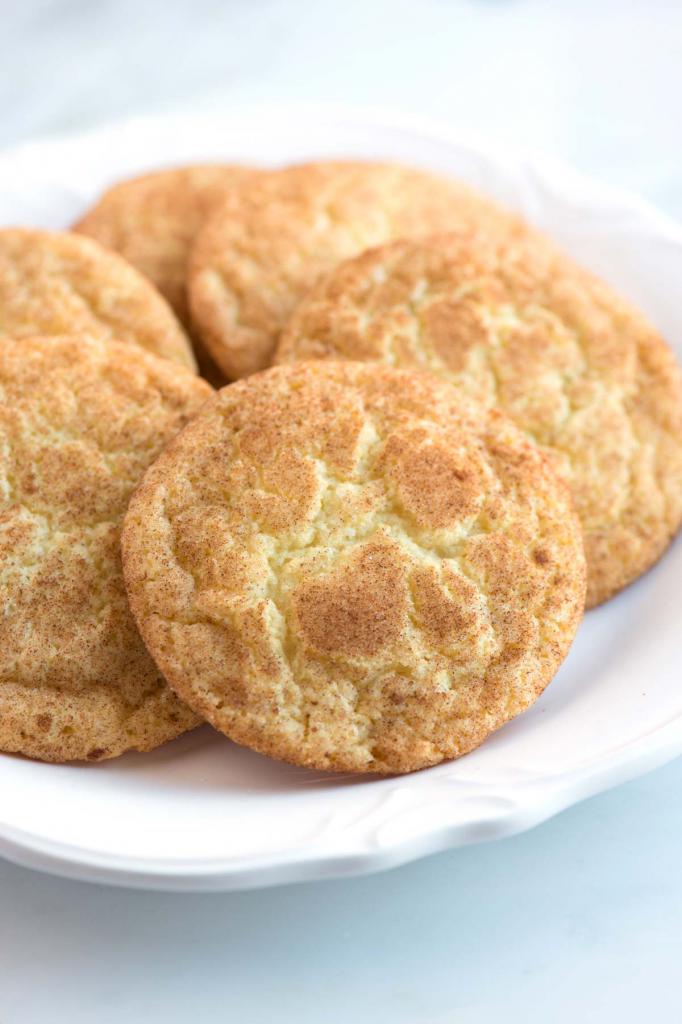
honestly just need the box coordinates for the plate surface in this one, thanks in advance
[0,104,681,892]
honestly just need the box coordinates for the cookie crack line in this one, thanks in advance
[166,406,507,673]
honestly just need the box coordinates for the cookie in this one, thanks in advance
[74,164,258,329]
[0,335,212,762]
[0,228,196,370]
[188,161,520,380]
[122,362,585,774]
[278,232,682,607]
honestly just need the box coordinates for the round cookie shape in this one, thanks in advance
[0,335,212,762]
[187,161,520,381]
[122,362,585,775]
[74,164,259,329]
[278,232,682,608]
[0,227,196,370]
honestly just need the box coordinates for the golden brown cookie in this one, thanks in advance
[73,164,258,330]
[187,161,520,380]
[278,232,682,608]
[122,362,585,775]
[0,228,196,370]
[0,335,212,762]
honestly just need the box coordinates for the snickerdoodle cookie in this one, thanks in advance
[187,161,520,380]
[122,362,585,774]
[0,335,212,762]
[0,228,196,370]
[74,164,259,328]
[277,232,682,607]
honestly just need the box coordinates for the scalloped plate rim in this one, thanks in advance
[0,711,681,891]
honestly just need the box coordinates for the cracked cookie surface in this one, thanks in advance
[187,161,521,380]
[0,335,212,762]
[0,228,196,370]
[277,232,682,607]
[122,362,585,774]
[74,165,259,330]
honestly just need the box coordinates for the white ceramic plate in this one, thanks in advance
[0,105,681,892]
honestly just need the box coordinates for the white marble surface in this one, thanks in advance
[1,1,682,1020]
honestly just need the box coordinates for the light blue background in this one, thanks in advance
[1,2,681,1019]
[3,764,681,1022]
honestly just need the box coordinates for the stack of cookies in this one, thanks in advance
[1,160,680,774]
